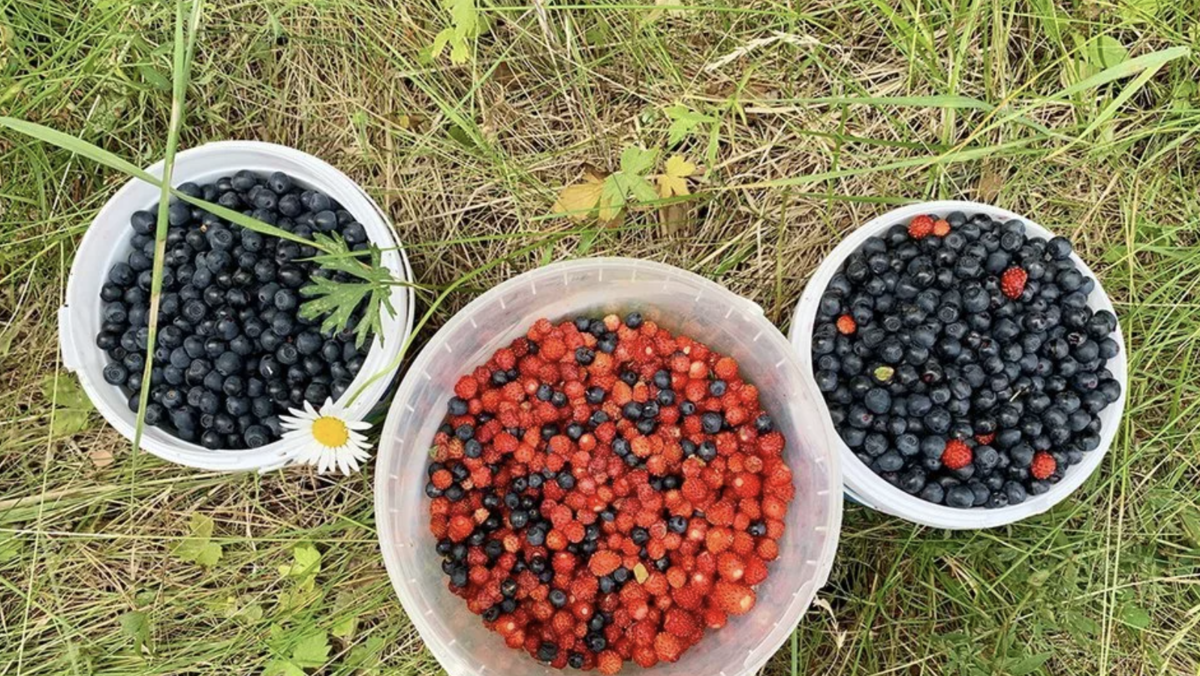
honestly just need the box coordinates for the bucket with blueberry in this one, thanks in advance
[790,201,1126,529]
[59,141,414,471]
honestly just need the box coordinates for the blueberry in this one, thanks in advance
[945,484,975,508]
[863,388,891,415]
[920,482,945,504]
[700,412,722,432]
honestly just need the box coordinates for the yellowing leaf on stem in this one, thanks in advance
[657,155,695,198]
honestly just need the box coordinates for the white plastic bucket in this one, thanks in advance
[789,200,1128,529]
[58,141,415,472]
[375,258,842,676]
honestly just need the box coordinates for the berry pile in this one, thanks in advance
[426,313,794,672]
[95,171,373,449]
[813,212,1122,508]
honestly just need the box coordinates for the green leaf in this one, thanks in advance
[431,0,477,64]
[42,373,92,410]
[290,630,330,668]
[119,611,150,652]
[0,534,23,563]
[345,635,385,670]
[1064,611,1100,640]
[599,175,627,222]
[173,513,223,567]
[52,409,91,436]
[1119,0,1159,22]
[137,64,172,91]
[1085,36,1128,69]
[280,543,322,580]
[1007,651,1053,675]
[619,146,658,177]
[665,105,717,146]
[1181,509,1200,546]
[626,175,660,204]
[1121,604,1151,630]
[430,28,453,59]
[331,615,357,640]
[331,590,360,639]
[263,659,305,676]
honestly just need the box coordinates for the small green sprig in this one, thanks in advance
[299,233,395,349]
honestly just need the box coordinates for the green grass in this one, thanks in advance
[2,0,1199,674]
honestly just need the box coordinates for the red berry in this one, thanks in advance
[932,219,951,237]
[662,608,698,639]
[836,314,857,335]
[712,581,756,615]
[1000,266,1028,300]
[596,651,623,675]
[588,550,622,577]
[654,632,684,662]
[908,214,935,239]
[1030,452,1056,480]
[941,439,973,471]
[454,375,478,399]
[716,551,745,582]
[974,432,995,446]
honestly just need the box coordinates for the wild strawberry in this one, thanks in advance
[742,555,769,585]
[713,356,739,380]
[940,439,972,471]
[448,515,475,542]
[908,214,935,239]
[654,632,684,663]
[932,218,951,236]
[629,619,657,646]
[702,606,727,629]
[587,550,621,576]
[431,469,454,490]
[671,584,705,610]
[712,581,756,615]
[662,607,698,638]
[597,650,623,675]
[716,551,745,582]
[454,375,478,400]
[1030,452,1056,480]
[836,314,856,335]
[1000,266,1028,300]
[974,432,995,446]
[632,645,659,668]
[705,527,733,554]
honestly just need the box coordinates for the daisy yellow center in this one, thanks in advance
[312,417,349,448]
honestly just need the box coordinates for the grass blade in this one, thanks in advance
[1056,46,1190,99]
[130,0,206,457]
[0,117,161,185]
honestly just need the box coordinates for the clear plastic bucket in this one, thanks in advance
[789,201,1128,529]
[375,258,842,676]
[58,141,415,472]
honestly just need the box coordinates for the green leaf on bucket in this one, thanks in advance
[299,234,394,349]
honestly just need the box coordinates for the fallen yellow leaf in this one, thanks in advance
[553,180,603,222]
[657,154,695,198]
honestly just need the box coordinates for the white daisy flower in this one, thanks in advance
[279,398,373,475]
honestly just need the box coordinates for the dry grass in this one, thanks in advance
[2,0,1200,675]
